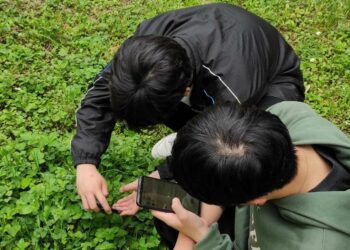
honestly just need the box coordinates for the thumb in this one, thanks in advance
[120,179,138,192]
[171,198,187,219]
[101,180,109,197]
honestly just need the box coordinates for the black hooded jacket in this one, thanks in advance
[71,3,304,167]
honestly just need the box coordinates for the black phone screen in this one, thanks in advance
[137,176,200,214]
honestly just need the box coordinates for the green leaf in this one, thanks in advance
[21,177,33,189]
[16,239,30,250]
[29,148,45,165]
[95,242,116,250]
[4,222,21,237]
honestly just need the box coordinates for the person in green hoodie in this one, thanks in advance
[152,101,350,250]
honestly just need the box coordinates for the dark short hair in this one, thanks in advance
[171,104,297,206]
[109,35,192,129]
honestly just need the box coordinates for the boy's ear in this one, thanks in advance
[247,196,268,206]
[184,87,191,96]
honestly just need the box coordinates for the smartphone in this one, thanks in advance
[136,176,200,214]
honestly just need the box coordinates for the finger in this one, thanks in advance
[112,206,127,212]
[113,198,135,207]
[115,194,135,205]
[151,209,165,218]
[96,192,111,214]
[112,203,132,210]
[81,195,89,210]
[114,199,132,207]
[113,200,139,212]
[172,198,189,221]
[112,203,132,211]
[120,210,133,216]
[87,194,99,212]
[120,208,138,216]
[151,209,180,226]
[101,180,109,197]
[119,206,137,216]
[120,179,138,192]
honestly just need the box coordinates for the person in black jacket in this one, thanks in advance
[72,3,304,248]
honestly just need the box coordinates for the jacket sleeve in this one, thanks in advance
[195,223,234,250]
[71,62,117,167]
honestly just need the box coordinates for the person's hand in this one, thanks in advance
[112,191,139,216]
[112,178,139,216]
[76,164,111,214]
[151,198,209,243]
[112,170,160,216]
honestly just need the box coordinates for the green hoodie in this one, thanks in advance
[195,101,350,250]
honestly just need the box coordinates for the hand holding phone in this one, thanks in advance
[136,176,200,214]
[151,198,209,243]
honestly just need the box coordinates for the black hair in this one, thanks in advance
[171,104,297,206]
[109,35,192,130]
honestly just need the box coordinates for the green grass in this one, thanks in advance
[0,0,349,249]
